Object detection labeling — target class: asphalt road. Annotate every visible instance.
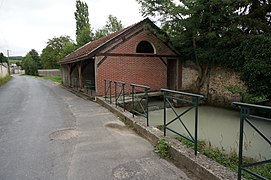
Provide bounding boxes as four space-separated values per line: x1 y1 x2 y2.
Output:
0 75 191 180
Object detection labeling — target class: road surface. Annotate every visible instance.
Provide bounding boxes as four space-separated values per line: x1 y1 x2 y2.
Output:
0 75 191 180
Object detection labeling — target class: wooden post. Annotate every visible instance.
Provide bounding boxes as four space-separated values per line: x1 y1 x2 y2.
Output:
78 61 83 89
68 64 72 87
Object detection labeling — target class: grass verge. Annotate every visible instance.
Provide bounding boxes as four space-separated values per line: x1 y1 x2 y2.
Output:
176 136 271 179
154 137 171 158
0 76 12 86
41 76 62 83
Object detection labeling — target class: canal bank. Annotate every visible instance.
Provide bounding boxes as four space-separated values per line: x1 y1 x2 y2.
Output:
148 105 271 161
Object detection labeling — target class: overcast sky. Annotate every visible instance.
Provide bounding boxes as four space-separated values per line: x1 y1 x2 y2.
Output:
0 0 143 57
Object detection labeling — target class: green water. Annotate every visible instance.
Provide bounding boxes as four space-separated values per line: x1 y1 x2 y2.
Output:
149 106 271 160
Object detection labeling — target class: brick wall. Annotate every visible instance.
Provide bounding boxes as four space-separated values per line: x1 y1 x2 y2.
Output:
96 30 176 95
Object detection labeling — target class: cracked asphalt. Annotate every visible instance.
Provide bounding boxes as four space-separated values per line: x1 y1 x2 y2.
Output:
0 75 191 180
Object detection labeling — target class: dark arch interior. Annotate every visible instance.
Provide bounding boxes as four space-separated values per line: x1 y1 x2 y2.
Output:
136 41 155 53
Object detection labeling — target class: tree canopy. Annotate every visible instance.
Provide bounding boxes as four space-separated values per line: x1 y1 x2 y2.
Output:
22 49 41 76
40 36 76 69
94 15 123 39
75 0 94 46
136 0 271 99
0 53 7 63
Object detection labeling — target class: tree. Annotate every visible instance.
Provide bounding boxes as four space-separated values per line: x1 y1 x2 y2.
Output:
94 15 123 39
0 53 7 64
232 36 271 99
75 0 94 46
137 0 241 92
41 36 76 69
22 49 41 76
136 0 270 94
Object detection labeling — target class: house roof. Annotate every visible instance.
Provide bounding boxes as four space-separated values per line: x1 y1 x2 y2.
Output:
59 18 179 64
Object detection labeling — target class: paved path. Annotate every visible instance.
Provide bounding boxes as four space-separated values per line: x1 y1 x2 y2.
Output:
0 75 191 180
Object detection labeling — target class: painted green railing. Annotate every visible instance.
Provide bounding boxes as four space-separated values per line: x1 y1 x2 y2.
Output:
131 83 150 126
114 81 126 111
232 102 271 180
161 89 204 156
104 80 112 103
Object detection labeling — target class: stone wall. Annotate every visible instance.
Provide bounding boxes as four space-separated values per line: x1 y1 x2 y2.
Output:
38 69 60 77
0 63 9 78
182 61 247 107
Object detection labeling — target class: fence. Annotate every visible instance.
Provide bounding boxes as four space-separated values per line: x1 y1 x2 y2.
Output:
103 79 270 178
161 89 204 155
233 102 271 180
131 83 150 126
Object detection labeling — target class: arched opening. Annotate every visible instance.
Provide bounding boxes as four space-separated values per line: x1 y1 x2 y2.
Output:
136 40 155 54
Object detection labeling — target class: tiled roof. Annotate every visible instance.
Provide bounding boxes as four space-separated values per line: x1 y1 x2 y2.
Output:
59 21 141 64
59 18 179 64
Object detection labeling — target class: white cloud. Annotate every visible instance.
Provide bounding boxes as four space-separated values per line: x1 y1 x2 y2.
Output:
0 0 143 56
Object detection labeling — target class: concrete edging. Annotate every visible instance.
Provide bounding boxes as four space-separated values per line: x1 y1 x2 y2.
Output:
96 97 237 180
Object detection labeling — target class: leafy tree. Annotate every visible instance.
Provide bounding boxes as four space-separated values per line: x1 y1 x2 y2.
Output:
75 0 94 46
237 0 271 35
22 49 40 76
0 53 7 63
137 0 241 92
136 0 271 95
41 36 76 69
94 15 123 39
232 36 271 99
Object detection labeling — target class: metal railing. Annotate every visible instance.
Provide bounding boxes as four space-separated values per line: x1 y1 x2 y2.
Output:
232 102 271 180
131 84 150 126
104 80 112 103
161 89 204 156
114 81 126 111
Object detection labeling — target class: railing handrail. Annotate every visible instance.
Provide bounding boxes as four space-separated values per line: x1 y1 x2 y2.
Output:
232 102 271 111
131 83 150 89
114 81 126 85
161 89 204 99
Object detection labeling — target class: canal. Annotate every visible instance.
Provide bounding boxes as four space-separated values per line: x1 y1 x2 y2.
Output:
148 105 271 161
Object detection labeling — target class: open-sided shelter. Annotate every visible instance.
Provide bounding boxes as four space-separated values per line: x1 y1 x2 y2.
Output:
59 18 181 96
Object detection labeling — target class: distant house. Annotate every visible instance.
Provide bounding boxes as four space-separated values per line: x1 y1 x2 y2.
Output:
59 18 181 96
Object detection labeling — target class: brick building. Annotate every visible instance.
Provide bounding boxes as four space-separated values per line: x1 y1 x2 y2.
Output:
59 18 180 96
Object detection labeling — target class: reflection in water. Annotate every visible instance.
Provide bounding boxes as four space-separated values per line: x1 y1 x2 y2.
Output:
148 106 271 160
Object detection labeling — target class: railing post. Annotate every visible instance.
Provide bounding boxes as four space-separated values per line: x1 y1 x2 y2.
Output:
104 80 106 101
145 87 149 127
238 106 249 180
122 83 125 112
132 85 135 118
193 97 199 156
163 90 167 136
109 81 112 104
114 81 117 107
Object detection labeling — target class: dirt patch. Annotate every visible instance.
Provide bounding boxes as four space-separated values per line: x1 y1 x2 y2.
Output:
105 122 134 135
49 128 80 140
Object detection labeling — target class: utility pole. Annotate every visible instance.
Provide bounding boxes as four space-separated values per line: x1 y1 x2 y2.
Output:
7 50 10 75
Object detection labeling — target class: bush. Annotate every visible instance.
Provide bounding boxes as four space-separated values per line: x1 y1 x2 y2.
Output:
230 36 271 99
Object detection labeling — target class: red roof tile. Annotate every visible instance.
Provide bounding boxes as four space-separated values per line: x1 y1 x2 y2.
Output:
59 18 179 64
59 21 139 64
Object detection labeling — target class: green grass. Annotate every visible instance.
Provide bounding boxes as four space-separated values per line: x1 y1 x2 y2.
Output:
41 76 62 83
0 75 12 86
8 60 22 64
176 136 271 179
154 138 171 158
